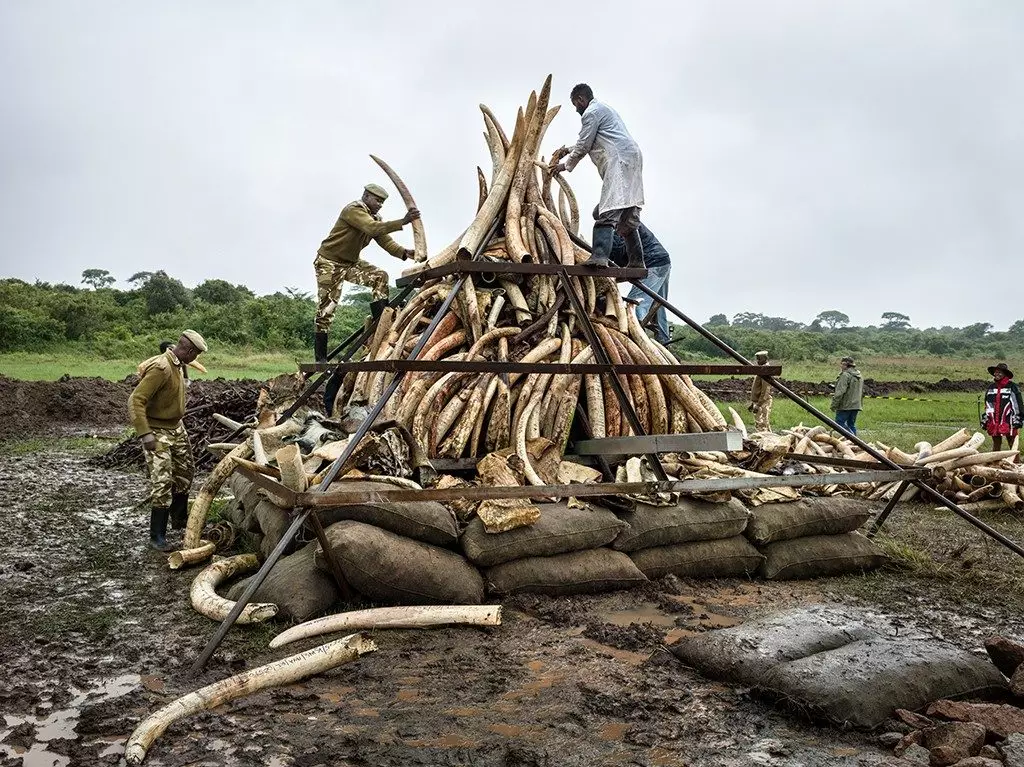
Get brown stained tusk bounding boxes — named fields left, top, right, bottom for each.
left=370, top=154, right=427, bottom=262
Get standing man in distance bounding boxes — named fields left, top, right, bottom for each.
left=550, top=83, right=645, bottom=270
left=981, top=362, right=1022, bottom=451
left=748, top=350, right=774, bottom=432
left=129, top=330, right=207, bottom=551
left=831, top=356, right=864, bottom=435
left=313, top=184, right=421, bottom=362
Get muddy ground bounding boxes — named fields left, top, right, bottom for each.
left=2, top=381, right=1024, bottom=767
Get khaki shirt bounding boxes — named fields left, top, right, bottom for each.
left=128, top=350, right=186, bottom=436
left=317, top=201, right=408, bottom=264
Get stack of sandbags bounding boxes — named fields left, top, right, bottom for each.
left=462, top=501, right=647, bottom=596
left=224, top=471, right=295, bottom=560
left=743, top=497, right=886, bottom=579
left=611, top=496, right=763, bottom=580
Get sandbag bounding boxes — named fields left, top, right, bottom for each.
left=745, top=498, right=873, bottom=545
left=485, top=549, right=647, bottom=596
left=227, top=541, right=338, bottom=622
left=759, top=533, right=886, bottom=580
left=315, top=520, right=484, bottom=605
left=670, top=606, right=880, bottom=684
left=313, top=481, right=459, bottom=547
left=611, top=497, right=749, bottom=552
left=254, top=498, right=296, bottom=559
left=629, top=536, right=764, bottom=580
left=758, top=637, right=1009, bottom=729
left=461, top=502, right=626, bottom=567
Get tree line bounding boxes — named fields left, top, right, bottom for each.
left=1, top=271, right=1019, bottom=361
left=0, top=270, right=368, bottom=355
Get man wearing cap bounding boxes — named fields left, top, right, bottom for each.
left=312, top=184, right=421, bottom=362
left=129, top=329, right=207, bottom=551
left=982, top=362, right=1023, bottom=451
left=748, top=351, right=774, bottom=432
left=831, top=356, right=864, bottom=435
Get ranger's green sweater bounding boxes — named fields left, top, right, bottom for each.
left=317, top=201, right=407, bottom=264
left=128, top=350, right=186, bottom=436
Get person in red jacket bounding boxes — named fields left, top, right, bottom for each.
left=982, top=362, right=1023, bottom=451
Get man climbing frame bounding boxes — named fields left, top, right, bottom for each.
left=312, top=183, right=421, bottom=362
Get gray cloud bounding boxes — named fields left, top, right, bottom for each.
left=1, top=0, right=1021, bottom=329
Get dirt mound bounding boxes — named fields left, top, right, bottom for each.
left=0, top=375, right=132, bottom=436
left=0, top=375, right=263, bottom=440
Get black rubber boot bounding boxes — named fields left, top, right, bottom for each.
left=149, top=507, right=173, bottom=552
left=314, top=331, right=329, bottom=364
left=583, top=225, right=614, bottom=267
left=170, top=492, right=189, bottom=531
left=623, top=228, right=645, bottom=269
left=369, top=299, right=388, bottom=320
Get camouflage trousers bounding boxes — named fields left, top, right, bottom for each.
left=314, top=254, right=389, bottom=332
left=752, top=394, right=773, bottom=432
left=144, top=423, right=194, bottom=507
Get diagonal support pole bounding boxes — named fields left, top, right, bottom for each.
left=868, top=480, right=911, bottom=538
left=189, top=225, right=499, bottom=674
left=557, top=268, right=668, bottom=482
left=628, top=279, right=1024, bottom=559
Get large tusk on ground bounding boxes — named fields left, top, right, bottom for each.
left=124, top=633, right=376, bottom=765
left=269, top=605, right=502, bottom=649
left=182, top=441, right=253, bottom=550
left=167, top=541, right=216, bottom=571
left=190, top=554, right=278, bottom=624
left=370, top=154, right=427, bottom=262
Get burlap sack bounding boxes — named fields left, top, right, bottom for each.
left=629, top=536, right=764, bottom=580
left=485, top=548, right=647, bottom=596
left=611, top=497, right=750, bottom=552
left=461, top=501, right=626, bottom=567
left=758, top=637, right=1008, bottom=729
left=227, top=541, right=338, bottom=622
left=315, top=520, right=484, bottom=605
left=758, top=532, right=886, bottom=580
left=745, top=498, right=873, bottom=545
left=313, top=480, right=459, bottom=547
left=254, top=498, right=295, bottom=559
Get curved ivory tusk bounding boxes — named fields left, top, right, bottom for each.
left=727, top=407, right=748, bottom=440
left=167, top=541, right=216, bottom=571
left=370, top=154, right=427, bottom=262
left=190, top=554, right=278, bottom=624
left=270, top=605, right=501, bottom=650
left=124, top=633, right=376, bottom=765
left=212, top=413, right=251, bottom=432
left=182, top=441, right=253, bottom=551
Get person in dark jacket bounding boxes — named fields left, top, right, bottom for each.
left=982, top=362, right=1023, bottom=451
left=610, top=222, right=672, bottom=344
left=831, top=356, right=864, bottom=435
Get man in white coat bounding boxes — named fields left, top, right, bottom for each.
left=551, top=83, right=645, bottom=269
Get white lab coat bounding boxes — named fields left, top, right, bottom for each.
left=564, top=100, right=644, bottom=216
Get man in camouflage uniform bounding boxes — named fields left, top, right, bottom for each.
left=313, top=183, right=421, bottom=362
left=129, top=329, right=207, bottom=551
left=748, top=350, right=774, bottom=433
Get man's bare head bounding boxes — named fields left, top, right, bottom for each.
left=570, top=83, right=594, bottom=115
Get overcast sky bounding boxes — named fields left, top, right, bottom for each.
left=1, top=1, right=1020, bottom=330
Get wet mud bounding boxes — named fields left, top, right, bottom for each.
left=3, top=429, right=1024, bottom=764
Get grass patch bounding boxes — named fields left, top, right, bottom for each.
left=0, top=435, right=117, bottom=456
left=721, top=391, right=987, bottom=450
left=770, top=356, right=993, bottom=383
left=0, top=349, right=307, bottom=381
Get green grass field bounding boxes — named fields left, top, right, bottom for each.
left=721, top=390, right=983, bottom=450
left=770, top=356, right=994, bottom=382
left=0, top=349, right=307, bottom=381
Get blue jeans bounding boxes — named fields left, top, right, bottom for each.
left=627, top=264, right=672, bottom=344
left=835, top=409, right=859, bottom=435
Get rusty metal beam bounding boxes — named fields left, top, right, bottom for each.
left=782, top=453, right=890, bottom=470
left=299, top=360, right=782, bottom=376
left=295, top=468, right=929, bottom=507
left=395, top=260, right=647, bottom=287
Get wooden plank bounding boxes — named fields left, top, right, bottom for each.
left=299, top=360, right=783, bottom=377
left=235, top=465, right=297, bottom=507
left=574, top=431, right=744, bottom=456
left=297, top=468, right=929, bottom=508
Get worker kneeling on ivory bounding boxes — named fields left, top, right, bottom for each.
left=312, top=183, right=421, bottom=363
left=129, top=330, right=207, bottom=551
left=550, top=83, right=645, bottom=269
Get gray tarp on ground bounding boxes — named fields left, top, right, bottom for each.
left=671, top=606, right=1008, bottom=729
